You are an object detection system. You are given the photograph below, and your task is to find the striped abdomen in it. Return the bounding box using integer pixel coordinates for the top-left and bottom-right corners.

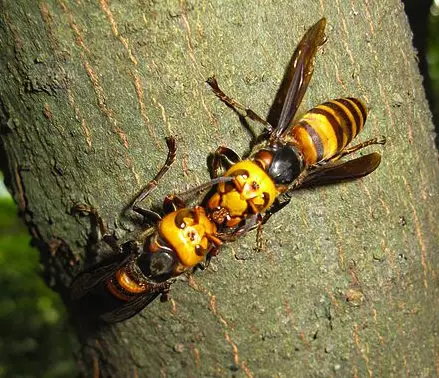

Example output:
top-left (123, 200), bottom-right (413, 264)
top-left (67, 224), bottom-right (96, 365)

top-left (106, 267), bottom-right (146, 301)
top-left (289, 98), bottom-right (367, 165)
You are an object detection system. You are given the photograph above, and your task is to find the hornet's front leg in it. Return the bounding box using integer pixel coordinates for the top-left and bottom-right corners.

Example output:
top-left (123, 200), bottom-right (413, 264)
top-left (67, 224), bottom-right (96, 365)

top-left (210, 146), bottom-right (241, 178)
top-left (71, 203), bottom-right (119, 253)
top-left (207, 76), bottom-right (272, 133)
top-left (131, 136), bottom-right (177, 217)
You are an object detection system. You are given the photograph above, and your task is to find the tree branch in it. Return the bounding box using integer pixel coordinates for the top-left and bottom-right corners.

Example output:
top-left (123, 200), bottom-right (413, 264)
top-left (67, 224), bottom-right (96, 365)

top-left (1, 1), bottom-right (438, 377)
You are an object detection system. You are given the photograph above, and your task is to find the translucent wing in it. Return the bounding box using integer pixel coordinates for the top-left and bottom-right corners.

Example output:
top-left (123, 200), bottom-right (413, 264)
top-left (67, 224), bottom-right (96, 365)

top-left (99, 292), bottom-right (161, 323)
top-left (70, 251), bottom-right (132, 301)
top-left (264, 153), bottom-right (382, 221)
top-left (270, 18), bottom-right (326, 141)
top-left (297, 153), bottom-right (382, 189)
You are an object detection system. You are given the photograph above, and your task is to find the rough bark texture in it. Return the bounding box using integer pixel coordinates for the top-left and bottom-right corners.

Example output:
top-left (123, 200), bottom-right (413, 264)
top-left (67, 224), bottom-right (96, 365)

top-left (1, 1), bottom-right (438, 377)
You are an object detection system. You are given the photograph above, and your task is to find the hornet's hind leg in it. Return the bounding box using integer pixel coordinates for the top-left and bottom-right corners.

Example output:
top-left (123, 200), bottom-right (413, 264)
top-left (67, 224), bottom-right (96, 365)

top-left (326, 136), bottom-right (386, 163)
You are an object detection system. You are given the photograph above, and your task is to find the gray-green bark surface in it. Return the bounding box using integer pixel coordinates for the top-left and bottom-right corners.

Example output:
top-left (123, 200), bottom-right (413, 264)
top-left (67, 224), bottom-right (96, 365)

top-left (1, 1), bottom-right (438, 377)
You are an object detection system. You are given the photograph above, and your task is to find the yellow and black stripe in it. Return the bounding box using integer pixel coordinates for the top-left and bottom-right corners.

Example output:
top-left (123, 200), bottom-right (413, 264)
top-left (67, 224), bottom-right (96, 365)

top-left (290, 98), bottom-right (367, 165)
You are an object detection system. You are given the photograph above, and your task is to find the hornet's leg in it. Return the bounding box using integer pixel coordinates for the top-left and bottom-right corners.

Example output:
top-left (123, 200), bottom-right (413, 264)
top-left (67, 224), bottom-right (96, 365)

top-left (159, 281), bottom-right (174, 302)
top-left (163, 176), bottom-right (235, 214)
top-left (206, 76), bottom-right (273, 133)
top-left (256, 221), bottom-right (265, 251)
top-left (215, 213), bottom-right (265, 251)
top-left (261, 195), bottom-right (292, 225)
top-left (328, 136), bottom-right (386, 163)
top-left (290, 136), bottom-right (386, 189)
top-left (131, 137), bottom-right (177, 218)
top-left (211, 146), bottom-right (241, 178)
top-left (72, 203), bottom-right (119, 252)
top-left (162, 194), bottom-right (187, 214)
top-left (132, 206), bottom-right (162, 224)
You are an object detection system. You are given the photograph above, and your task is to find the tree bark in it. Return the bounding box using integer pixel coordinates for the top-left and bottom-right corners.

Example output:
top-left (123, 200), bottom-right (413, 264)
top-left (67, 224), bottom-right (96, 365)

top-left (1, 1), bottom-right (438, 377)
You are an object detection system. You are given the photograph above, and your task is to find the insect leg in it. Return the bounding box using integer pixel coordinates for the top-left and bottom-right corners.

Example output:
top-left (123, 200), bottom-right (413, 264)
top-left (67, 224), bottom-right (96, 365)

top-left (256, 220), bottom-right (265, 251)
top-left (132, 205), bottom-right (162, 223)
top-left (261, 195), bottom-right (292, 225)
top-left (328, 136), bottom-right (386, 163)
top-left (165, 176), bottom-right (234, 209)
top-left (211, 146), bottom-right (241, 178)
top-left (215, 213), bottom-right (260, 242)
top-left (72, 203), bottom-right (119, 252)
top-left (159, 284), bottom-right (172, 302)
top-left (162, 194), bottom-right (187, 214)
top-left (206, 76), bottom-right (272, 132)
top-left (218, 214), bottom-right (265, 250)
top-left (132, 137), bottom-right (177, 211)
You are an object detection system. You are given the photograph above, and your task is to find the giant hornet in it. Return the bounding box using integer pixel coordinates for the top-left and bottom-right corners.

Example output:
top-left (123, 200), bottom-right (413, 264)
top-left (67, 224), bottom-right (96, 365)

top-left (205, 17), bottom-right (385, 241)
top-left (70, 137), bottom-right (227, 323)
